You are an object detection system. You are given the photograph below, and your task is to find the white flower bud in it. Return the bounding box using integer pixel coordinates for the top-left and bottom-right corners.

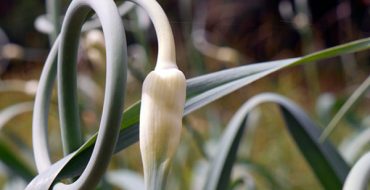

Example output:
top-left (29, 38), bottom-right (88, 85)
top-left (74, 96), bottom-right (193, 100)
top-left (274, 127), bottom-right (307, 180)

top-left (140, 65), bottom-right (186, 189)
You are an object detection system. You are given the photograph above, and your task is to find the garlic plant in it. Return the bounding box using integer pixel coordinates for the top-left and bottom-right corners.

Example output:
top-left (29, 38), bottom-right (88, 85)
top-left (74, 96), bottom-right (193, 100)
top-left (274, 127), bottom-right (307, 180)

top-left (135, 0), bottom-right (186, 189)
top-left (4, 0), bottom-right (369, 189)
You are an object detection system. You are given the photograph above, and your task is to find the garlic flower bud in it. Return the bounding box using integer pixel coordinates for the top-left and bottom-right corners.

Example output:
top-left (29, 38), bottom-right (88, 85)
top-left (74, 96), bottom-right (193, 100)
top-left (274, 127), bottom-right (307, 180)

top-left (140, 64), bottom-right (186, 190)
top-left (134, 0), bottom-right (185, 188)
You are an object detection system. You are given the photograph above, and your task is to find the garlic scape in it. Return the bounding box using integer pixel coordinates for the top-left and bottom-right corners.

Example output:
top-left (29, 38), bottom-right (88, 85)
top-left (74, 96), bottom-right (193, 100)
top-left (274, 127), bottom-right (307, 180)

top-left (29, 0), bottom-right (127, 189)
top-left (140, 66), bottom-right (186, 190)
top-left (134, 0), bottom-right (186, 189)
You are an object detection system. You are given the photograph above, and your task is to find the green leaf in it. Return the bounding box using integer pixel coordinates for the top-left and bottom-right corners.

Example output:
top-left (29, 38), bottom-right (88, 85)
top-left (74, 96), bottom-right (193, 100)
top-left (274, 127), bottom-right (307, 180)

top-left (27, 37), bottom-right (370, 188)
top-left (279, 98), bottom-right (349, 189)
top-left (292, 37), bottom-right (370, 66)
top-left (203, 93), bottom-right (349, 190)
top-left (185, 58), bottom-right (297, 114)
top-left (185, 58), bottom-right (298, 98)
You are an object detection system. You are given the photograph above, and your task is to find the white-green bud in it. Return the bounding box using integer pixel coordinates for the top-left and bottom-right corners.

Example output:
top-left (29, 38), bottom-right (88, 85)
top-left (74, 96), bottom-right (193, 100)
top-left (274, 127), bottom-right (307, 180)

top-left (140, 64), bottom-right (186, 190)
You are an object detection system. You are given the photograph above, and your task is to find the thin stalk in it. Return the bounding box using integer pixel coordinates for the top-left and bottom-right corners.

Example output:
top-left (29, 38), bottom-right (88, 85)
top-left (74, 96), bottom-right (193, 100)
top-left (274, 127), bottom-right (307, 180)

top-left (131, 0), bottom-right (176, 69)
top-left (320, 75), bottom-right (370, 142)
top-left (46, 0), bottom-right (61, 44)
top-left (33, 36), bottom-right (59, 172)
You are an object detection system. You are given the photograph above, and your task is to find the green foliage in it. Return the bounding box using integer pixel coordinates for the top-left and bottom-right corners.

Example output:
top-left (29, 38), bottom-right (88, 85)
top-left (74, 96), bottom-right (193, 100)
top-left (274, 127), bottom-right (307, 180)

top-left (0, 0), bottom-right (370, 189)
top-left (203, 93), bottom-right (349, 190)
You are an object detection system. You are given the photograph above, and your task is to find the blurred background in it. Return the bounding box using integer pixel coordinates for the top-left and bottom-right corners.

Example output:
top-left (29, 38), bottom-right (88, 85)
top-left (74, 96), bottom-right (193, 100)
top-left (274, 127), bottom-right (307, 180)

top-left (0, 0), bottom-right (369, 189)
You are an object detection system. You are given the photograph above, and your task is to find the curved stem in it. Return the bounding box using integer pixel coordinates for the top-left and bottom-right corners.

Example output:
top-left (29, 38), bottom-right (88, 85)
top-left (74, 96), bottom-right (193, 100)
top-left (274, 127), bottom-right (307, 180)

top-left (35, 2), bottom-right (135, 35)
top-left (54, 0), bottom-right (127, 189)
top-left (32, 1), bottom-right (132, 174)
top-left (57, 4), bottom-right (84, 156)
top-left (33, 36), bottom-right (59, 172)
top-left (81, 2), bottom-right (135, 31)
top-left (131, 0), bottom-right (177, 70)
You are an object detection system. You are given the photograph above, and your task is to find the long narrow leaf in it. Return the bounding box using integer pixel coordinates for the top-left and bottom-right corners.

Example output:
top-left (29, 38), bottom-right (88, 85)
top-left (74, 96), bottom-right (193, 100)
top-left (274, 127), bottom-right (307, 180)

top-left (279, 98), bottom-right (349, 189)
top-left (186, 58), bottom-right (298, 97)
top-left (204, 93), bottom-right (349, 190)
